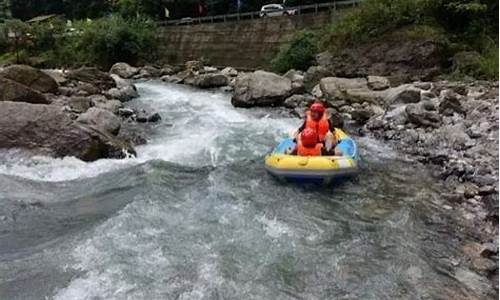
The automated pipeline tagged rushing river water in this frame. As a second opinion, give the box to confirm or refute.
[0,81,490,299]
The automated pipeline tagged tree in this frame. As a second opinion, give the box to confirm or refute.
[0,0,11,21]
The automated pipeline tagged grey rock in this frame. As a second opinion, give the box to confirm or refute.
[367,75,390,91]
[160,65,176,76]
[118,107,135,118]
[107,85,139,102]
[439,89,465,116]
[320,77,368,101]
[220,67,238,77]
[283,94,313,109]
[76,82,100,95]
[231,70,292,107]
[0,64,58,93]
[385,84,421,105]
[406,103,441,128]
[109,62,139,79]
[414,82,432,90]
[351,107,374,124]
[303,66,332,92]
[0,101,134,161]
[384,105,408,126]
[189,73,229,88]
[185,60,203,71]
[95,100,123,114]
[67,96,94,113]
[77,107,121,135]
[0,77,49,104]
[67,67,115,91]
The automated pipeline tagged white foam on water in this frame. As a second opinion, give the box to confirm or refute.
[256,215,292,239]
[0,81,295,182]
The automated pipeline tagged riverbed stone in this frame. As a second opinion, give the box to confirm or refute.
[77,107,121,135]
[367,75,390,90]
[304,66,332,92]
[67,67,116,91]
[385,84,421,105]
[220,67,238,77]
[0,101,134,161]
[0,77,49,104]
[109,62,139,79]
[0,64,59,93]
[406,103,441,128]
[439,89,465,116]
[320,77,368,101]
[95,100,123,114]
[231,70,292,107]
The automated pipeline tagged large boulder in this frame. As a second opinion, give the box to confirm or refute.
[283,69,305,94]
[67,67,116,91]
[231,70,292,107]
[187,73,229,88]
[42,69,68,85]
[384,84,421,105]
[0,101,134,161]
[319,77,369,102]
[107,86,139,102]
[109,62,139,79]
[304,66,332,92]
[0,77,49,104]
[77,107,121,135]
[0,64,59,93]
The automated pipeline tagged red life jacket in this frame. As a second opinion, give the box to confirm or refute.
[305,111,329,141]
[297,139,322,156]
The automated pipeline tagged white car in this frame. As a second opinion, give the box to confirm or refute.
[259,4,296,17]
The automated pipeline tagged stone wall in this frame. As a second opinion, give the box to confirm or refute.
[158,11,333,69]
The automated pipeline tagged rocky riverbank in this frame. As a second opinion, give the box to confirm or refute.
[158,59,499,292]
[0,64,163,161]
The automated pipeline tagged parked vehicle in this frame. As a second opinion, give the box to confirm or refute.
[176,17,194,25]
[259,4,296,17]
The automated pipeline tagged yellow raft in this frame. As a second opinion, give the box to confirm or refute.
[264,128,359,183]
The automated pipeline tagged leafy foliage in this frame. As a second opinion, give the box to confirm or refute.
[74,16,157,68]
[319,0,498,79]
[271,31,319,73]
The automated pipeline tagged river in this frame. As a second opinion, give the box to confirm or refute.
[0,81,486,299]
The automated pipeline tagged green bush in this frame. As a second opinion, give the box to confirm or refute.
[74,16,158,69]
[271,31,319,73]
[478,40,499,80]
[319,0,498,79]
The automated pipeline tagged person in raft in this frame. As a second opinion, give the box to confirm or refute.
[290,102,342,156]
[289,128,331,156]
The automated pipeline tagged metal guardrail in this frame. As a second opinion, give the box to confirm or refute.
[159,0,362,26]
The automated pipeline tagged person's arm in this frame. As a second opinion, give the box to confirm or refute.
[293,119,307,142]
[297,119,306,133]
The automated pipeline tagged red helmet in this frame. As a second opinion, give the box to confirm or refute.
[300,128,318,148]
[310,102,325,115]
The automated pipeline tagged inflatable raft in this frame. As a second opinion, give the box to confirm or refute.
[265,128,359,183]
